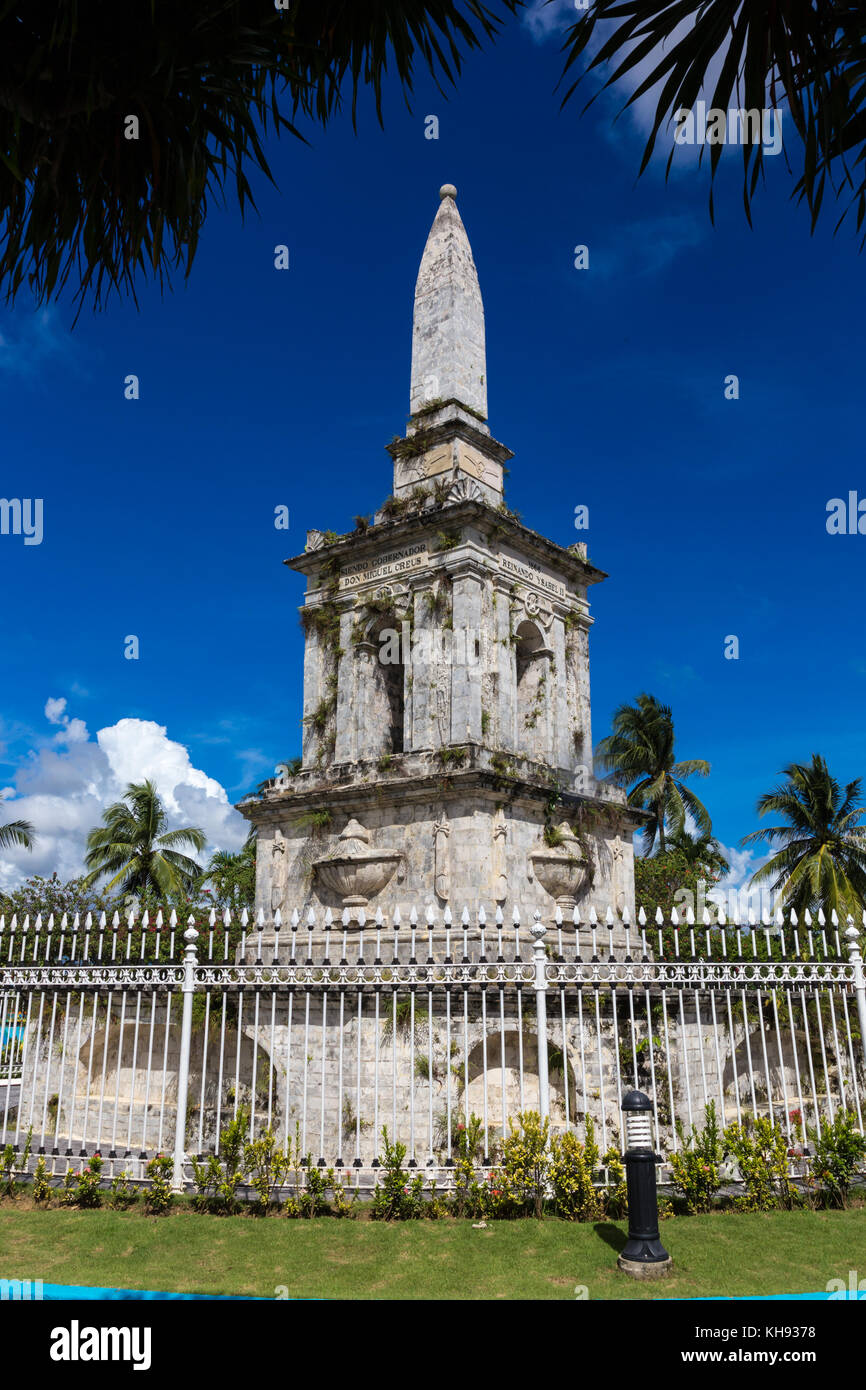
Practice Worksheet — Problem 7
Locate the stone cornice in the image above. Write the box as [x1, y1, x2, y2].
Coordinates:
[238, 744, 646, 832]
[286, 500, 607, 588]
[239, 772, 646, 833]
[386, 416, 513, 465]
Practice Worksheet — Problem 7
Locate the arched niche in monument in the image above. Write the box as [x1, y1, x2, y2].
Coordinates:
[367, 614, 406, 756]
[515, 619, 549, 761]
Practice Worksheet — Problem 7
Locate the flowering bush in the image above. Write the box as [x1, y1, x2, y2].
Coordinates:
[449, 1114, 487, 1219]
[61, 1153, 104, 1208]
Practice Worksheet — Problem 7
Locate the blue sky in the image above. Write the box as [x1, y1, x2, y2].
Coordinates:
[1, 1, 863, 891]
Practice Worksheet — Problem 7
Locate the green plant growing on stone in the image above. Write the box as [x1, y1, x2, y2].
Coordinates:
[299, 601, 342, 652]
[434, 530, 460, 552]
[669, 1101, 724, 1214]
[807, 1111, 866, 1208]
[382, 998, 429, 1042]
[436, 747, 467, 769]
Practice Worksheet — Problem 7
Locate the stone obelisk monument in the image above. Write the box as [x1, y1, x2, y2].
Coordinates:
[239, 186, 640, 930]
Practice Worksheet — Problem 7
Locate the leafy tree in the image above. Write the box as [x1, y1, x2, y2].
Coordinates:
[634, 846, 723, 921]
[83, 778, 205, 896]
[561, 1, 866, 243]
[596, 692, 711, 853]
[0, 871, 123, 918]
[742, 753, 866, 917]
[0, 793, 34, 851]
[0, 1, 520, 317]
[200, 831, 256, 910]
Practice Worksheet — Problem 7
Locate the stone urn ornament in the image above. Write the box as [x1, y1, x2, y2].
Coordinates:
[528, 821, 587, 909]
[313, 818, 404, 909]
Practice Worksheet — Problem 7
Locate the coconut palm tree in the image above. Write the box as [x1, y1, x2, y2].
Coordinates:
[200, 831, 256, 909]
[83, 779, 205, 897]
[561, 2, 866, 243]
[0, 794, 35, 851]
[742, 754, 866, 917]
[0, 1, 520, 317]
[596, 693, 712, 853]
[667, 826, 730, 877]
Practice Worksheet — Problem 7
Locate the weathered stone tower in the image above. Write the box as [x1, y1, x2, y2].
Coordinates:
[239, 185, 640, 929]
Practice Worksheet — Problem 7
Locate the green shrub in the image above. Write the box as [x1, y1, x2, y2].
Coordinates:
[371, 1128, 426, 1220]
[669, 1101, 724, 1214]
[724, 1116, 799, 1212]
[61, 1153, 103, 1208]
[144, 1154, 173, 1215]
[191, 1110, 249, 1214]
[244, 1129, 290, 1214]
[32, 1155, 52, 1204]
[549, 1120, 603, 1222]
[108, 1170, 137, 1210]
[449, 1114, 487, 1219]
[1, 1127, 32, 1197]
[807, 1112, 866, 1208]
[497, 1111, 550, 1219]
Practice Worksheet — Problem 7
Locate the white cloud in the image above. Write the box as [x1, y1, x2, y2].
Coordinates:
[0, 704, 248, 892]
[588, 212, 705, 280]
[522, 0, 578, 43]
[44, 697, 67, 725]
[707, 842, 778, 918]
[44, 695, 90, 746]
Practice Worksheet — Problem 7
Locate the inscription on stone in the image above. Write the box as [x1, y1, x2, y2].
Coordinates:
[500, 550, 567, 598]
[338, 544, 428, 590]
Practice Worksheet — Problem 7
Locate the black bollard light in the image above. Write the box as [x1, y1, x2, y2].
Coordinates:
[617, 1090, 672, 1279]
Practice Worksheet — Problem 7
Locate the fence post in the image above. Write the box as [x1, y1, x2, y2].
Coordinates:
[845, 919, 866, 1074]
[172, 919, 199, 1192]
[530, 912, 550, 1121]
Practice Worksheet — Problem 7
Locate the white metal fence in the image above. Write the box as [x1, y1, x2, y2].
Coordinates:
[2, 903, 865, 1193]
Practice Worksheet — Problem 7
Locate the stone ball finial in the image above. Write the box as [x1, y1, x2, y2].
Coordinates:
[439, 183, 457, 200]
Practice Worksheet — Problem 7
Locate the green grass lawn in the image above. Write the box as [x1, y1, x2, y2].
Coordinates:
[2, 1204, 865, 1299]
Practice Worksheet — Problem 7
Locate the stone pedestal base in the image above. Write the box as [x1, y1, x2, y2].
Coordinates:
[617, 1256, 673, 1280]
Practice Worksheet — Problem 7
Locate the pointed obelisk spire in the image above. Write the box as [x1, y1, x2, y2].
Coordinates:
[410, 185, 488, 422]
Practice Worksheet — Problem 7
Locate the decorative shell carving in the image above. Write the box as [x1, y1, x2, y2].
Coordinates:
[447, 477, 483, 503]
[305, 529, 325, 552]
